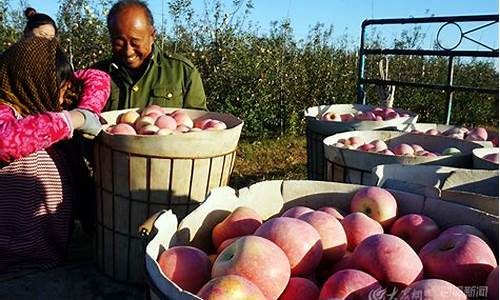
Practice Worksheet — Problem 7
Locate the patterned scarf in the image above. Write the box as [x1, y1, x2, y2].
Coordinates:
[0, 37, 61, 116]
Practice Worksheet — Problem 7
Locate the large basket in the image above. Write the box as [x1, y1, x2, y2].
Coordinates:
[305, 104, 418, 180]
[93, 108, 243, 283]
[143, 180, 498, 300]
[323, 131, 483, 185]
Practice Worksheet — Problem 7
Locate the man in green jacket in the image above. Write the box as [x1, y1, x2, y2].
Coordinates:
[94, 0, 207, 111]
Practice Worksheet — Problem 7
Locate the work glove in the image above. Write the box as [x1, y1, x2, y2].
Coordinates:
[74, 108, 102, 136]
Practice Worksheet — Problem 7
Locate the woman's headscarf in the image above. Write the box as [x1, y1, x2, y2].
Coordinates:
[0, 37, 61, 116]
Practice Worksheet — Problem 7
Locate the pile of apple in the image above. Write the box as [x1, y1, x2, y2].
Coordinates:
[412, 126, 499, 145]
[320, 107, 411, 122]
[105, 104, 227, 135]
[333, 136, 464, 157]
[155, 186, 498, 300]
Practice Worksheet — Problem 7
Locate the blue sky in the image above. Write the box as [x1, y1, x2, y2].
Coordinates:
[15, 0, 499, 50]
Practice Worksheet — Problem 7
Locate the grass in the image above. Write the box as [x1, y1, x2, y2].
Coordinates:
[229, 135, 308, 190]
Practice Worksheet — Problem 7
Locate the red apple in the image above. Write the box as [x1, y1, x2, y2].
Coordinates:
[299, 211, 347, 264]
[281, 206, 314, 218]
[255, 217, 323, 276]
[138, 124, 159, 135]
[390, 214, 441, 252]
[212, 236, 291, 300]
[217, 237, 239, 254]
[278, 277, 319, 300]
[392, 143, 415, 156]
[157, 246, 211, 294]
[317, 206, 344, 220]
[212, 206, 263, 249]
[440, 224, 490, 245]
[319, 269, 384, 300]
[398, 279, 467, 300]
[107, 123, 137, 135]
[134, 116, 155, 131]
[155, 114, 177, 130]
[483, 153, 499, 164]
[141, 104, 164, 117]
[197, 275, 266, 300]
[467, 127, 488, 141]
[486, 266, 499, 300]
[419, 233, 497, 286]
[341, 212, 384, 251]
[350, 186, 398, 229]
[352, 234, 424, 288]
[170, 110, 194, 128]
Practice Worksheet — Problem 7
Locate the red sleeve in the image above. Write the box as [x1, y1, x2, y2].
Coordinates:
[0, 104, 72, 163]
[72, 68, 111, 115]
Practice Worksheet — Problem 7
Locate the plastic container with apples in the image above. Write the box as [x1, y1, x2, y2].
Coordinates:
[323, 130, 483, 185]
[93, 106, 243, 283]
[304, 104, 418, 181]
[142, 180, 498, 300]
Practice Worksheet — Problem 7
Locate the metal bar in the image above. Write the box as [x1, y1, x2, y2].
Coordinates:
[445, 56, 455, 125]
[363, 14, 498, 26]
[361, 79, 499, 94]
[357, 24, 367, 104]
[363, 48, 498, 57]
[462, 20, 498, 35]
[462, 35, 497, 52]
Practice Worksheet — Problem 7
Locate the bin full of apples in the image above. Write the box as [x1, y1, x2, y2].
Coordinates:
[104, 104, 228, 136]
[144, 180, 498, 300]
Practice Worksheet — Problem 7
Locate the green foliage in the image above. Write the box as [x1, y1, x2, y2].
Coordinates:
[0, 0, 496, 138]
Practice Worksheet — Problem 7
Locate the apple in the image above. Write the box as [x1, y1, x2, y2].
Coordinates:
[155, 114, 177, 130]
[350, 186, 398, 229]
[346, 136, 364, 148]
[212, 236, 291, 300]
[390, 214, 441, 252]
[278, 277, 319, 300]
[134, 116, 155, 131]
[203, 119, 227, 130]
[341, 212, 384, 251]
[410, 144, 425, 153]
[254, 217, 323, 276]
[486, 267, 499, 300]
[425, 128, 441, 135]
[171, 110, 194, 128]
[299, 211, 347, 264]
[117, 110, 140, 125]
[197, 275, 266, 300]
[281, 206, 314, 218]
[392, 144, 415, 156]
[419, 233, 497, 286]
[352, 234, 424, 288]
[321, 111, 341, 122]
[370, 139, 388, 152]
[340, 113, 354, 122]
[107, 123, 137, 135]
[157, 246, 211, 294]
[357, 143, 376, 152]
[467, 127, 488, 141]
[212, 206, 263, 249]
[398, 279, 467, 300]
[156, 128, 174, 135]
[145, 111, 162, 122]
[440, 224, 490, 244]
[176, 124, 191, 133]
[319, 269, 384, 300]
[317, 206, 344, 220]
[217, 237, 239, 254]
[379, 149, 395, 156]
[138, 124, 159, 135]
[141, 104, 164, 117]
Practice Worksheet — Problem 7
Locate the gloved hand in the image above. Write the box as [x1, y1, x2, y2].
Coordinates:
[73, 108, 102, 136]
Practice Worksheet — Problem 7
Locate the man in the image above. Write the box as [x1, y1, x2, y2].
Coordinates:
[95, 0, 207, 111]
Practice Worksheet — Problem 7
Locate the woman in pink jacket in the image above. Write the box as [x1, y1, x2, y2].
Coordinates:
[0, 37, 110, 272]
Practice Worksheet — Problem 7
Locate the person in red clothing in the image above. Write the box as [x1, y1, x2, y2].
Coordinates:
[0, 37, 110, 272]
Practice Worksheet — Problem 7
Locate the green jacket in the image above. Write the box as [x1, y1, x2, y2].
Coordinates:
[94, 46, 207, 111]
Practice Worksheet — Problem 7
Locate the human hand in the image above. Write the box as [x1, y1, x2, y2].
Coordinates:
[72, 108, 102, 136]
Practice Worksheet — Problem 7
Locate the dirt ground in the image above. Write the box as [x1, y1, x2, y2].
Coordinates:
[0, 222, 146, 300]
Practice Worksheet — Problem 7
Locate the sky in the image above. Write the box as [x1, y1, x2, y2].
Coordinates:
[13, 0, 499, 50]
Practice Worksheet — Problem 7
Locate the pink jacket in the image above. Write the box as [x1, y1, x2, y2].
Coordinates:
[0, 69, 110, 163]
